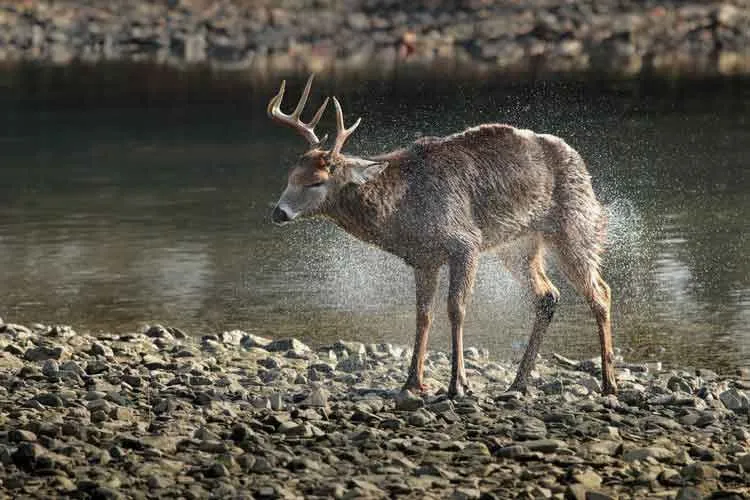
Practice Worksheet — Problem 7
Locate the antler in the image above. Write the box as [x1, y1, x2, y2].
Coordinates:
[331, 97, 361, 156]
[267, 74, 329, 147]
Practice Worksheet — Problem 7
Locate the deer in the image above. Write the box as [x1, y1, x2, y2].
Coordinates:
[267, 75, 618, 398]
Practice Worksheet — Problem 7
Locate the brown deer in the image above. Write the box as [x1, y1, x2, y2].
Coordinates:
[267, 75, 618, 397]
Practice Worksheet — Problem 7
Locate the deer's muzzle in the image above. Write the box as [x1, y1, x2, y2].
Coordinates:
[271, 205, 292, 225]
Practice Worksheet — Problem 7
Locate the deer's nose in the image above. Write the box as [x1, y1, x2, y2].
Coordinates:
[271, 205, 291, 224]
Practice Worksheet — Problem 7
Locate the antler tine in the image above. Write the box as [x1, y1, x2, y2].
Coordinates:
[331, 96, 362, 155]
[267, 74, 328, 147]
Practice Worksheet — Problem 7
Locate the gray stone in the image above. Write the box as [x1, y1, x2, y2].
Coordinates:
[270, 392, 285, 410]
[266, 338, 310, 353]
[336, 355, 366, 373]
[301, 387, 329, 407]
[622, 446, 673, 462]
[408, 408, 434, 427]
[42, 359, 60, 378]
[25, 344, 67, 361]
[34, 392, 64, 407]
[278, 421, 313, 437]
[587, 440, 621, 456]
[719, 388, 750, 412]
[92, 342, 115, 358]
[449, 487, 481, 500]
[497, 445, 533, 459]
[332, 340, 366, 356]
[520, 439, 566, 453]
[680, 462, 720, 481]
[572, 469, 602, 489]
[394, 390, 424, 411]
[239, 333, 271, 349]
[220, 330, 245, 345]
[9, 429, 37, 442]
[675, 486, 704, 500]
[668, 375, 693, 393]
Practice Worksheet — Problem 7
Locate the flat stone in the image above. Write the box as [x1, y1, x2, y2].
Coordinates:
[572, 469, 602, 489]
[519, 439, 566, 453]
[449, 487, 481, 500]
[91, 342, 114, 358]
[266, 338, 310, 353]
[25, 345, 67, 361]
[301, 387, 329, 407]
[497, 445, 533, 459]
[587, 440, 621, 456]
[408, 408, 434, 427]
[394, 390, 424, 411]
[680, 462, 720, 481]
[9, 429, 37, 442]
[240, 333, 272, 349]
[675, 486, 704, 500]
[622, 446, 673, 462]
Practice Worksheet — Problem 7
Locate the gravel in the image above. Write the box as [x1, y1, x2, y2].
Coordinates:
[0, 320, 749, 498]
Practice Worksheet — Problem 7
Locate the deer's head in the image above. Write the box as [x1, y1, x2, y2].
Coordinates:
[267, 75, 387, 225]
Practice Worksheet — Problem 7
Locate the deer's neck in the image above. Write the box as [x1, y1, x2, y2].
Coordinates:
[323, 166, 404, 247]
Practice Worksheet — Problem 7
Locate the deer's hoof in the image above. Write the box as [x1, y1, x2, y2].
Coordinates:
[507, 380, 529, 395]
[602, 379, 618, 396]
[448, 380, 471, 399]
[402, 380, 429, 394]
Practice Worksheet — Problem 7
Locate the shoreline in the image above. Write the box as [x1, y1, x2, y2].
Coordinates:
[0, 320, 748, 498]
[1, 1, 750, 81]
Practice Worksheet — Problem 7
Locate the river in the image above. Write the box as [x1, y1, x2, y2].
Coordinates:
[2, 73, 748, 372]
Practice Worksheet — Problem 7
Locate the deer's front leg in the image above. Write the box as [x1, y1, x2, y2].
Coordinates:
[403, 266, 439, 393]
[447, 249, 479, 398]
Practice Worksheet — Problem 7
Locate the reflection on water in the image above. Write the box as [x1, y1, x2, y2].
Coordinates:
[1, 78, 748, 372]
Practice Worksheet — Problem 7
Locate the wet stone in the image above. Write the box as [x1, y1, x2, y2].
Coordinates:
[25, 345, 67, 361]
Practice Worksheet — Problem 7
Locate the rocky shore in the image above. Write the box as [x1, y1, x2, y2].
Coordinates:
[2, 0, 750, 81]
[1, 319, 749, 499]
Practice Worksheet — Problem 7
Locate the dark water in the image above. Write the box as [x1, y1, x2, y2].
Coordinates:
[1, 75, 748, 372]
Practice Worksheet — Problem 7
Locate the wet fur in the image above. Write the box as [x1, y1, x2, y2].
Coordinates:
[311, 123, 617, 395]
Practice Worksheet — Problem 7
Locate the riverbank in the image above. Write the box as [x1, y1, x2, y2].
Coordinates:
[1, 0, 750, 81]
[0, 320, 748, 499]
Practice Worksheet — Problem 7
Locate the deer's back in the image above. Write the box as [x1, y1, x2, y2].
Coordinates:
[390, 124, 596, 252]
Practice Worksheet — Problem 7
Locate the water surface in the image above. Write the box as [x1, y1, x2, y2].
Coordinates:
[2, 77, 748, 372]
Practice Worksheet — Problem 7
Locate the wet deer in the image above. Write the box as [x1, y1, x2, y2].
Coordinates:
[267, 75, 618, 397]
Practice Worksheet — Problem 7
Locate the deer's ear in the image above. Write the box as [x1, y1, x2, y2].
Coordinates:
[348, 159, 388, 185]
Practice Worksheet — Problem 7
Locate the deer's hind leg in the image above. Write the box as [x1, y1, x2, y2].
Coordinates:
[498, 235, 560, 393]
[447, 246, 480, 398]
[552, 231, 618, 395]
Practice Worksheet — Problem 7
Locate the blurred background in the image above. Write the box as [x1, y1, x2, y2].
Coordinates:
[1, 0, 748, 371]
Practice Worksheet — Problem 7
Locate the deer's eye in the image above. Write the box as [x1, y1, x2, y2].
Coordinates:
[306, 181, 325, 188]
